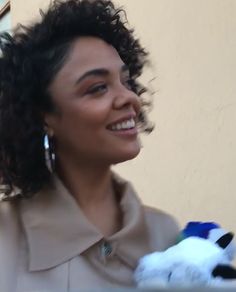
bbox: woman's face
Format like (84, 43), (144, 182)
(45, 37), (141, 166)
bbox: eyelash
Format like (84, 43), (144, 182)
(86, 83), (108, 95)
(85, 78), (134, 95)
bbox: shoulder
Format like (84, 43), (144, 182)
(0, 186), (23, 233)
(143, 205), (180, 251)
(144, 205), (179, 230)
(0, 199), (20, 230)
(113, 173), (181, 250)
(0, 199), (21, 252)
(0, 200), (22, 288)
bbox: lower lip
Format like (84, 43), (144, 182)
(109, 127), (138, 138)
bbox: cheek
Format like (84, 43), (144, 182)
(75, 98), (112, 126)
(59, 99), (112, 134)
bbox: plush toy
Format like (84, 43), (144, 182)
(134, 222), (236, 288)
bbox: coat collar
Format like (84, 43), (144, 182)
(20, 173), (151, 271)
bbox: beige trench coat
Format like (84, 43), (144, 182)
(0, 174), (179, 292)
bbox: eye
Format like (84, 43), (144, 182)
(85, 83), (108, 95)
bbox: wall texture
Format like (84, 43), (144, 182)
(11, 0), (236, 231)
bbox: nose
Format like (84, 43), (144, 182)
(112, 83), (141, 115)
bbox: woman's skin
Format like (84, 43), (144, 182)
(44, 37), (141, 236)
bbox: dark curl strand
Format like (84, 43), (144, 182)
(0, 0), (153, 198)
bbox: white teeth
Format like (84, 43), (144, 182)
(111, 118), (135, 131)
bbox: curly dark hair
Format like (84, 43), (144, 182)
(0, 0), (152, 199)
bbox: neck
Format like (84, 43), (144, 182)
(55, 157), (122, 236)
(56, 159), (115, 208)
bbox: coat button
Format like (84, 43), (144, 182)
(101, 241), (113, 257)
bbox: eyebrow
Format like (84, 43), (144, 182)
(75, 64), (129, 85)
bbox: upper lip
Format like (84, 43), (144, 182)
(107, 114), (137, 128)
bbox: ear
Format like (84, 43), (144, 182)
(212, 264), (236, 279)
(42, 112), (58, 137)
(216, 232), (234, 249)
(43, 123), (54, 138)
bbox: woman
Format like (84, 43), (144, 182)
(0, 0), (179, 290)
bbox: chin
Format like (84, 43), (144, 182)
(112, 147), (141, 164)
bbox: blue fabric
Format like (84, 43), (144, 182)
(182, 222), (220, 239)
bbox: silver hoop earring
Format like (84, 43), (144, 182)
(44, 134), (55, 172)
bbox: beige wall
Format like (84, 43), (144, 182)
(11, 0), (236, 232)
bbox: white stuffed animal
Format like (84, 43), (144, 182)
(134, 222), (236, 288)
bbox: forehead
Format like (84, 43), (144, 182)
(61, 37), (124, 76)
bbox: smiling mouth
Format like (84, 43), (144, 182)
(107, 118), (136, 131)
